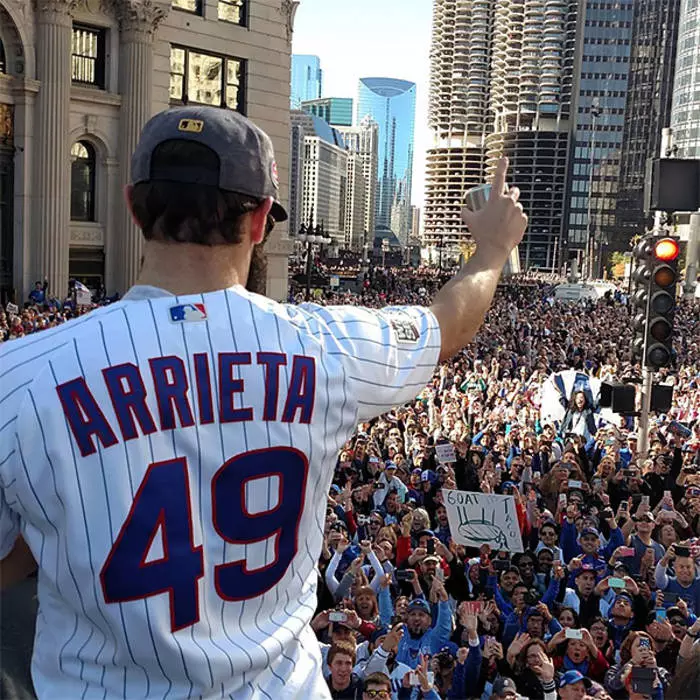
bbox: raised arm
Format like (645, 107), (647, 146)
(430, 157), (527, 361)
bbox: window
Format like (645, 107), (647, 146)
(0, 40), (5, 73)
(169, 46), (246, 113)
(218, 0), (246, 25)
(71, 25), (105, 88)
(70, 141), (96, 222)
(172, 0), (201, 14)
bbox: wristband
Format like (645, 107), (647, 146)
(686, 630), (700, 639)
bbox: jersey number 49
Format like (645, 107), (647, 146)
(99, 447), (308, 632)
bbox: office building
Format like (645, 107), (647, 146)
(670, 0), (700, 157)
(343, 152), (367, 251)
(356, 77), (416, 244)
(564, 0), (634, 274)
(0, 0), (296, 303)
(291, 54), (322, 109)
(338, 116), (379, 247)
(616, 0), (680, 248)
(296, 114), (348, 245)
(425, 0), (578, 271)
(301, 97), (353, 127)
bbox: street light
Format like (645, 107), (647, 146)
(296, 218), (332, 302)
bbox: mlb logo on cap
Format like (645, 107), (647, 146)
(169, 303), (207, 322)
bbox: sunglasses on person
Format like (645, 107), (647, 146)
(364, 690), (391, 699)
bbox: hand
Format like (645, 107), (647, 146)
(431, 576), (448, 603)
(456, 647), (469, 665)
(461, 157), (528, 259)
(548, 628), (567, 648)
(382, 623), (404, 653)
(569, 555), (584, 572)
(649, 619), (674, 642)
(401, 511), (414, 537)
(508, 631), (531, 658)
(350, 556), (363, 574)
(677, 597), (689, 618)
(581, 628), (597, 653)
(622, 576), (639, 596)
(530, 648), (555, 682)
(336, 538), (350, 555)
(536, 602), (552, 622)
(484, 637), (504, 660)
(344, 609), (361, 629)
(360, 539), (372, 556)
(379, 573), (392, 590)
(415, 654), (434, 693)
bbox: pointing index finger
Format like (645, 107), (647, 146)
(490, 156), (508, 200)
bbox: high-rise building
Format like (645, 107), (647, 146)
(424, 0), (491, 251)
(291, 54), (322, 109)
(425, 0), (578, 271)
(616, 0), (680, 249)
(337, 117), (380, 246)
(616, 1), (680, 246)
(343, 152), (367, 251)
(670, 0), (700, 157)
(301, 97), (353, 126)
(356, 77), (416, 244)
(563, 0), (634, 274)
(293, 113), (348, 245)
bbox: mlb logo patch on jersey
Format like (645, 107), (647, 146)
(169, 303), (207, 323)
(386, 311), (420, 345)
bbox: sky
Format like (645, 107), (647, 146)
(292, 0), (433, 209)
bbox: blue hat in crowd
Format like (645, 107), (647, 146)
(330, 484), (342, 494)
(407, 598), (431, 615)
(369, 627), (389, 644)
(385, 461), (397, 470)
(438, 642), (459, 659)
(559, 670), (587, 688)
(580, 527), (600, 539)
(421, 470), (436, 483)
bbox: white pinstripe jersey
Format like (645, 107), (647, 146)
(0, 285), (440, 699)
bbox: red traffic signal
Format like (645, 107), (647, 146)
(654, 238), (680, 262)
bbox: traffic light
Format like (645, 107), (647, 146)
(630, 236), (654, 362)
(644, 237), (680, 369)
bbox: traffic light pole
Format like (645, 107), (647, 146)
(638, 367), (654, 458)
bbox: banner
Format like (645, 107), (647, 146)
(442, 489), (523, 553)
(435, 441), (456, 464)
(5, 302), (18, 314)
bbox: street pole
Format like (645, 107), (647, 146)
(304, 239), (312, 302)
(639, 367), (653, 458)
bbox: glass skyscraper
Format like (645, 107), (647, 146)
(301, 97), (353, 127)
(356, 77), (416, 243)
(290, 55), (322, 109)
(564, 0), (633, 274)
(671, 0), (700, 157)
(616, 0), (680, 249)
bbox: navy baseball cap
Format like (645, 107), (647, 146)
(131, 105), (288, 222)
(580, 527), (600, 539)
(407, 598), (431, 615)
(559, 670), (587, 688)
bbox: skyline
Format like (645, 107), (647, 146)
(291, 0), (432, 210)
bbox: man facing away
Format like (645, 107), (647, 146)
(0, 105), (527, 699)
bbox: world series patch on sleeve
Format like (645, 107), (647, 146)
(386, 311), (420, 345)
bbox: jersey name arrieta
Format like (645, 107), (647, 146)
(0, 285), (440, 699)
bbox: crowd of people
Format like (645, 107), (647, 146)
(2, 269), (700, 699)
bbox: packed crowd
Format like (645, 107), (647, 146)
(3, 271), (700, 700)
(303, 276), (700, 699)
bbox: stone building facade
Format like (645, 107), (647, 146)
(0, 0), (295, 303)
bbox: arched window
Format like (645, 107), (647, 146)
(0, 39), (6, 73)
(70, 141), (96, 221)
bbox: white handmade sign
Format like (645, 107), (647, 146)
(76, 289), (92, 307)
(442, 489), (523, 553)
(5, 302), (18, 314)
(435, 441), (456, 464)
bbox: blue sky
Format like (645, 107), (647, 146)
(292, 0), (433, 208)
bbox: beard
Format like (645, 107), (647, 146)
(246, 243), (268, 295)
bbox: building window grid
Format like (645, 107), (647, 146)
(169, 45), (246, 114)
(71, 25), (106, 88)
